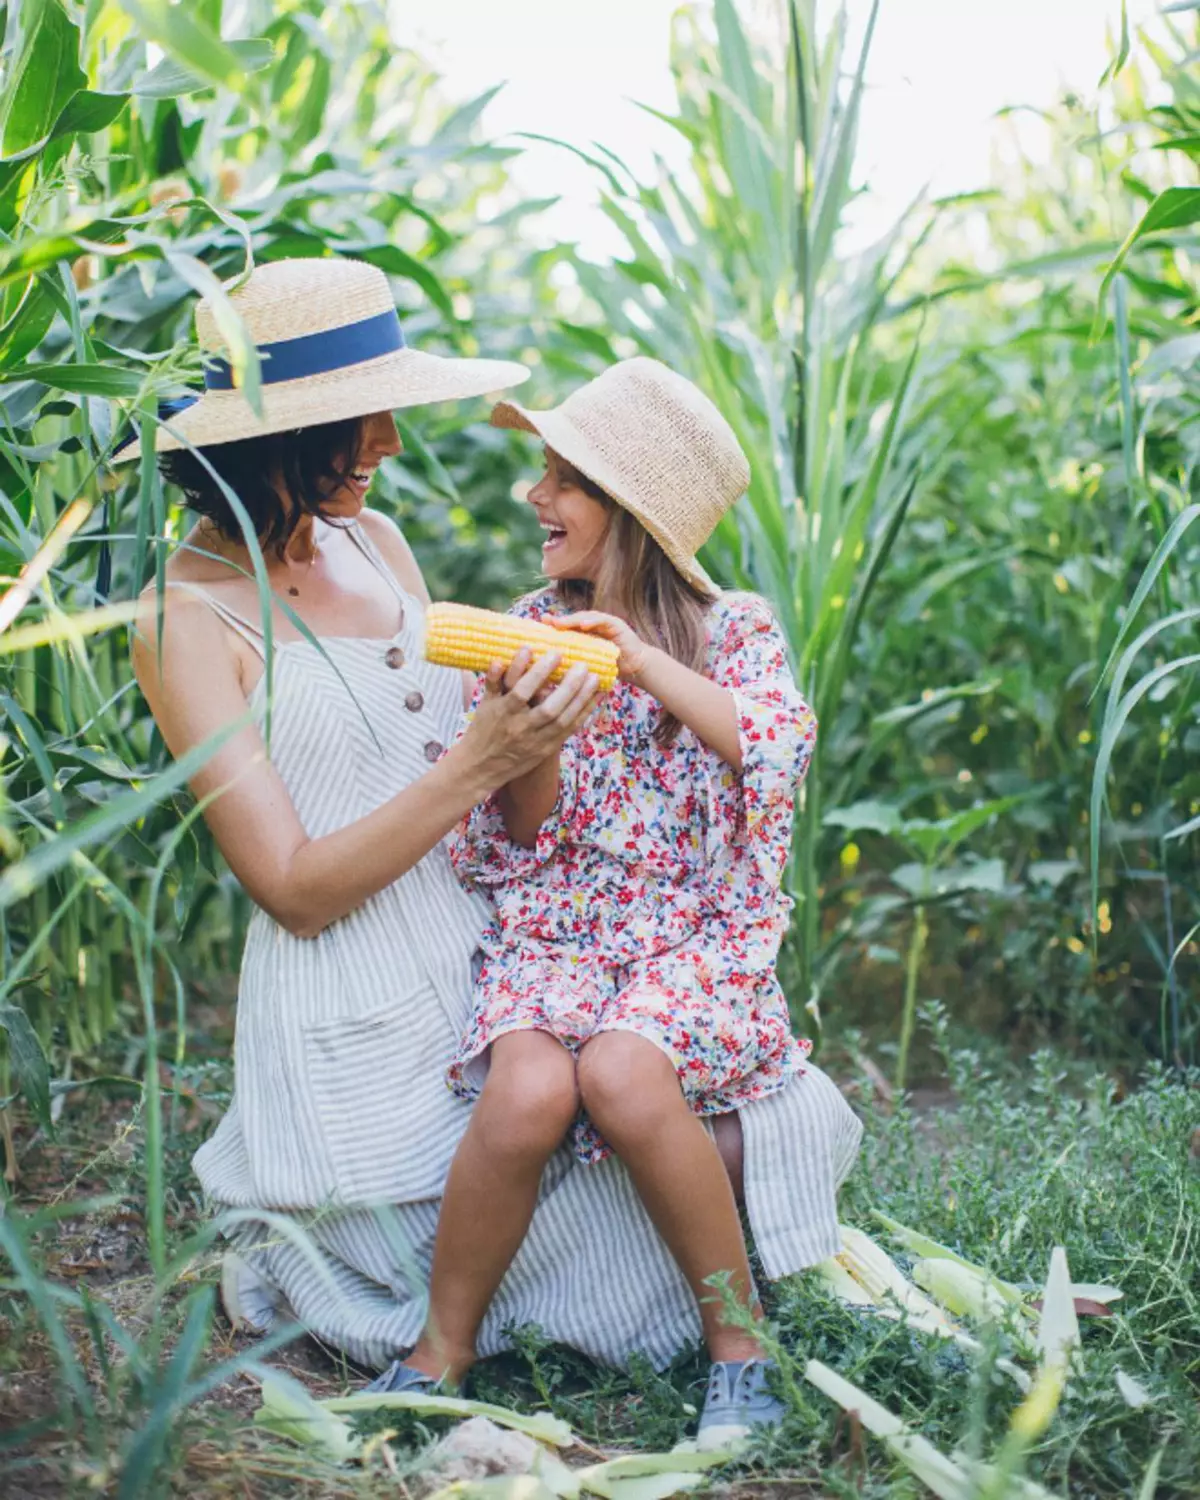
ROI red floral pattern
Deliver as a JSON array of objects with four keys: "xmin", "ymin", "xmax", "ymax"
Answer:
[{"xmin": 447, "ymin": 589, "xmax": 818, "ymax": 1164}]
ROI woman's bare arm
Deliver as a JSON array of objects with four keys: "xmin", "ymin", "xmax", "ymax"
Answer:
[{"xmin": 132, "ymin": 592, "xmax": 597, "ymax": 938}]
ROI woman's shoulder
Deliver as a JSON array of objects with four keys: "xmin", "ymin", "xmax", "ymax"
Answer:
[{"xmin": 357, "ymin": 508, "xmax": 430, "ymax": 604}]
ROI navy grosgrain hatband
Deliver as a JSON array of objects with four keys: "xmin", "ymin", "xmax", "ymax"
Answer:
[{"xmin": 203, "ymin": 308, "xmax": 405, "ymax": 391}]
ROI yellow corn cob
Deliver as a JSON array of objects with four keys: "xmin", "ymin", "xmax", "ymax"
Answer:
[{"xmin": 423, "ymin": 601, "xmax": 620, "ymax": 691}]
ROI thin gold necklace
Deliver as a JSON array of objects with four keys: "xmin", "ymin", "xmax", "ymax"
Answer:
[{"xmin": 285, "ymin": 536, "xmax": 319, "ymax": 597}]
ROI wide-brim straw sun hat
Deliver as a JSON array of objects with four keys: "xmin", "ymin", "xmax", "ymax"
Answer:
[
  {"xmin": 490, "ymin": 357, "xmax": 749, "ymax": 593},
  {"xmin": 115, "ymin": 257, "xmax": 529, "ymax": 461}
]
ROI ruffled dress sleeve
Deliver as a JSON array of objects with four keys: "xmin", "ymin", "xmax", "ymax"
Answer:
[
  {"xmin": 704, "ymin": 593, "xmax": 817, "ymax": 883},
  {"xmin": 447, "ymin": 590, "xmax": 580, "ymax": 888}
]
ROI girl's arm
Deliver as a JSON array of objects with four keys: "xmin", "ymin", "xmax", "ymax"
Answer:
[
  {"xmin": 630, "ymin": 651, "xmax": 742, "ymax": 768},
  {"xmin": 133, "ymin": 593, "xmax": 598, "ymax": 938},
  {"xmin": 496, "ymin": 752, "xmax": 561, "ymax": 848},
  {"xmin": 553, "ymin": 611, "xmax": 743, "ymax": 769}
]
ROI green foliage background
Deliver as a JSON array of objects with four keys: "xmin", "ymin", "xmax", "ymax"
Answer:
[{"xmin": 0, "ymin": 0, "xmax": 1198, "ymax": 1492}]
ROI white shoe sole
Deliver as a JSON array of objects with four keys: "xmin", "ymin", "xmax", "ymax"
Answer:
[
  {"xmin": 695, "ymin": 1421, "xmax": 751, "ymax": 1452},
  {"xmin": 220, "ymin": 1251, "xmax": 283, "ymax": 1333}
]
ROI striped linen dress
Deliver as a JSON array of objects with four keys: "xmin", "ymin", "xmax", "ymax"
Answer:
[{"xmin": 193, "ymin": 523, "xmax": 863, "ymax": 1372}]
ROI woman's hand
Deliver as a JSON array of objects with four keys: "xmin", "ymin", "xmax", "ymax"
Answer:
[
  {"xmin": 553, "ymin": 611, "xmax": 653, "ymax": 684},
  {"xmin": 456, "ymin": 649, "xmax": 599, "ymax": 791}
]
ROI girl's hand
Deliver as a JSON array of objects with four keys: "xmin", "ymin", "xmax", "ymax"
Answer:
[{"xmin": 553, "ymin": 611, "xmax": 653, "ymax": 684}]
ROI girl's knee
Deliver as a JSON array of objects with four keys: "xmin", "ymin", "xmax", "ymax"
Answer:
[
  {"xmin": 577, "ymin": 1032, "xmax": 681, "ymax": 1133},
  {"xmin": 478, "ymin": 1033, "xmax": 579, "ymax": 1156}
]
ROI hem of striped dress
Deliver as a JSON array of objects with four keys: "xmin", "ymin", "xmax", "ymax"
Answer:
[{"xmin": 738, "ymin": 1060, "xmax": 864, "ymax": 1280}]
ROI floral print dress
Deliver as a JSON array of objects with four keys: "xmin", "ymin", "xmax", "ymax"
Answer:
[{"xmin": 447, "ymin": 588, "xmax": 818, "ymax": 1164}]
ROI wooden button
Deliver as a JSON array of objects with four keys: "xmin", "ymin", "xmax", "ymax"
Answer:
[
  {"xmin": 405, "ymin": 691, "xmax": 425, "ymax": 713},
  {"xmin": 385, "ymin": 646, "xmax": 405, "ymax": 670},
  {"xmin": 423, "ymin": 740, "xmax": 444, "ymax": 763}
]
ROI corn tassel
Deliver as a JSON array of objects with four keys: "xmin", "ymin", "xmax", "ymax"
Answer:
[{"xmin": 423, "ymin": 602, "xmax": 620, "ymax": 691}]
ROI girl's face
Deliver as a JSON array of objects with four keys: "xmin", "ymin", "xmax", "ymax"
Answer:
[
  {"xmin": 320, "ymin": 410, "xmax": 403, "ymax": 517},
  {"xmin": 526, "ymin": 448, "xmax": 611, "ymax": 582}
]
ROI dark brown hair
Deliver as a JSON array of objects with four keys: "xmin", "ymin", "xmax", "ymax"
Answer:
[
  {"xmin": 158, "ymin": 416, "xmax": 365, "ymax": 556},
  {"xmin": 553, "ymin": 456, "xmax": 715, "ymax": 745}
]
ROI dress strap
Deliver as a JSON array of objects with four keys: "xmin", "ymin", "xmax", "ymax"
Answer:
[
  {"xmin": 348, "ymin": 520, "xmax": 408, "ymax": 603},
  {"xmin": 164, "ymin": 582, "xmax": 268, "ymax": 659}
]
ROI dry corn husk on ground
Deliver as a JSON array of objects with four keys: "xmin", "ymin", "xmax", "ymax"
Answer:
[
  {"xmin": 805, "ymin": 1239, "xmax": 1091, "ymax": 1500},
  {"xmin": 254, "ymin": 1370, "xmax": 739, "ymax": 1499},
  {"xmin": 806, "ymin": 1229, "xmax": 1162, "ymax": 1500}
]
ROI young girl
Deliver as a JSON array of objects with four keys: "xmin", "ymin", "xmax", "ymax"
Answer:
[{"xmin": 379, "ymin": 358, "xmax": 817, "ymax": 1438}]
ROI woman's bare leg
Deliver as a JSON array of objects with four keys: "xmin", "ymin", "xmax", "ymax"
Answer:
[
  {"xmin": 407, "ymin": 1031, "xmax": 578, "ymax": 1381},
  {"xmin": 577, "ymin": 1032, "xmax": 762, "ymax": 1363},
  {"xmin": 712, "ymin": 1111, "xmax": 744, "ymax": 1206}
]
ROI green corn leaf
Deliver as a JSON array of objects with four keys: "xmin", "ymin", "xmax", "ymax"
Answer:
[
  {"xmin": 1137, "ymin": 1447, "xmax": 1167, "ymax": 1500},
  {"xmin": 132, "ymin": 38, "xmax": 275, "ymax": 98},
  {"xmin": 115, "ymin": 0, "xmax": 261, "ymax": 91},
  {"xmin": 430, "ymin": 1481, "xmax": 557, "ymax": 1500},
  {"xmin": 593, "ymin": 1478, "xmax": 706, "ymax": 1500},
  {"xmin": 255, "ymin": 1369, "xmax": 362, "ymax": 1465},
  {"xmin": 0, "ymin": 711, "xmax": 249, "ymax": 909},
  {"xmin": 576, "ymin": 1449, "xmax": 734, "ymax": 1497},
  {"xmin": 52, "ymin": 90, "xmax": 130, "ymax": 137},
  {"xmin": 326, "ymin": 1391, "xmax": 576, "ymax": 1448},
  {"xmin": 1099, "ymin": 1, "xmax": 1131, "ymax": 87},
  {"xmin": 0, "ymin": 0, "xmax": 87, "ymax": 156},
  {"xmin": 3, "ymin": 361, "xmax": 146, "ymax": 396},
  {"xmin": 0, "ymin": 1002, "xmax": 52, "ymax": 1131},
  {"xmin": 1095, "ymin": 188, "xmax": 1200, "ymax": 334}
]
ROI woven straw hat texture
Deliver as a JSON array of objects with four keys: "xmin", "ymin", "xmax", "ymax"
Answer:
[
  {"xmin": 116, "ymin": 257, "xmax": 529, "ymax": 461},
  {"xmin": 491, "ymin": 357, "xmax": 749, "ymax": 592}
]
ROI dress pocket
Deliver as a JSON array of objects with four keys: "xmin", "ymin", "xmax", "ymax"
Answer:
[{"xmin": 302, "ymin": 988, "xmax": 469, "ymax": 1205}]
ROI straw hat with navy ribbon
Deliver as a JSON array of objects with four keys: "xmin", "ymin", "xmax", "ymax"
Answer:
[{"xmin": 114, "ymin": 257, "xmax": 529, "ymax": 462}]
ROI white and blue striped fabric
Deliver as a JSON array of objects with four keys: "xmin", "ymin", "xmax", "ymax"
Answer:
[{"xmin": 192, "ymin": 523, "xmax": 863, "ymax": 1371}]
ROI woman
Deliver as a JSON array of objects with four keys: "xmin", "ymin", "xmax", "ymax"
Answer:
[{"xmin": 125, "ymin": 257, "xmax": 862, "ymax": 1382}]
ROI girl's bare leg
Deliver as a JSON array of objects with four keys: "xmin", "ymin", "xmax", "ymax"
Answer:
[
  {"xmin": 577, "ymin": 1032, "xmax": 763, "ymax": 1363},
  {"xmin": 407, "ymin": 1030, "xmax": 578, "ymax": 1381}
]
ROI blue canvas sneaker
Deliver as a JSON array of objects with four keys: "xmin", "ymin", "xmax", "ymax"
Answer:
[
  {"xmin": 696, "ymin": 1358, "xmax": 786, "ymax": 1447},
  {"xmin": 365, "ymin": 1359, "xmax": 443, "ymax": 1396}
]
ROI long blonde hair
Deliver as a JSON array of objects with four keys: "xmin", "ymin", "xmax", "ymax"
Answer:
[{"xmin": 554, "ymin": 460, "xmax": 716, "ymax": 746}]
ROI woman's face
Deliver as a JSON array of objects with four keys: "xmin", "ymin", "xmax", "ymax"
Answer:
[
  {"xmin": 527, "ymin": 449, "xmax": 611, "ymax": 582},
  {"xmin": 321, "ymin": 410, "xmax": 402, "ymax": 517}
]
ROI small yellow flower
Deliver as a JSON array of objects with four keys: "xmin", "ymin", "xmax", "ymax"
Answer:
[
  {"xmin": 840, "ymin": 842, "xmax": 861, "ymax": 872},
  {"xmin": 1066, "ymin": 936, "xmax": 1086, "ymax": 955},
  {"xmin": 1131, "ymin": 802, "xmax": 1143, "ymax": 817},
  {"xmin": 970, "ymin": 724, "xmax": 988, "ymax": 745},
  {"xmin": 1054, "ymin": 573, "xmax": 1070, "ymax": 594},
  {"xmin": 1098, "ymin": 901, "xmax": 1113, "ymax": 936},
  {"xmin": 957, "ymin": 769, "xmax": 973, "ymax": 783},
  {"xmin": 921, "ymin": 689, "xmax": 935, "ymax": 703},
  {"xmin": 1078, "ymin": 729, "xmax": 1093, "ymax": 745}
]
